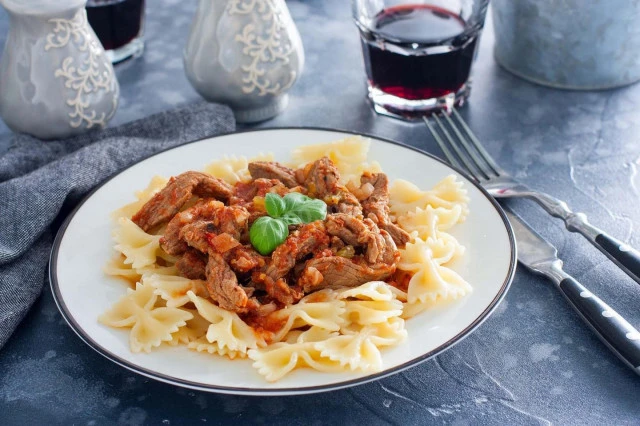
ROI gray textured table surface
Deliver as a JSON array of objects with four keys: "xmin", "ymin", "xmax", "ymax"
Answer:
[{"xmin": 1, "ymin": 1, "xmax": 639, "ymax": 425}]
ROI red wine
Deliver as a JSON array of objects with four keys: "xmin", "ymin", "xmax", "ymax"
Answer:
[
  {"xmin": 360, "ymin": 4, "xmax": 479, "ymax": 101},
  {"xmin": 87, "ymin": 0, "xmax": 145, "ymax": 51}
]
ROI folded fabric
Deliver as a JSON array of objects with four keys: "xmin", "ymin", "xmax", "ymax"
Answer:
[{"xmin": 0, "ymin": 101, "xmax": 236, "ymax": 349}]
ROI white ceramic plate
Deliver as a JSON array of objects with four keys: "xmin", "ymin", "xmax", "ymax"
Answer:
[{"xmin": 50, "ymin": 128, "xmax": 516, "ymax": 395}]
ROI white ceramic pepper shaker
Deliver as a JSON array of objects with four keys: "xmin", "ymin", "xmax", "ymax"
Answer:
[
  {"xmin": 184, "ymin": 0, "xmax": 304, "ymax": 123},
  {"xmin": 0, "ymin": 0, "xmax": 119, "ymax": 139}
]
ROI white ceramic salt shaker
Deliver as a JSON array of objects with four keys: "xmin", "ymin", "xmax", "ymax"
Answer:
[
  {"xmin": 0, "ymin": 0, "xmax": 119, "ymax": 139},
  {"xmin": 184, "ymin": 0, "xmax": 304, "ymax": 123}
]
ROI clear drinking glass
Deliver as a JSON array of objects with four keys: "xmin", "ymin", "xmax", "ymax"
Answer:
[
  {"xmin": 86, "ymin": 0, "xmax": 146, "ymax": 64},
  {"xmin": 352, "ymin": 0, "xmax": 489, "ymax": 119}
]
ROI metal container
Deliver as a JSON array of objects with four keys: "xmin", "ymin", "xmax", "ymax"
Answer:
[{"xmin": 492, "ymin": 0, "xmax": 640, "ymax": 90}]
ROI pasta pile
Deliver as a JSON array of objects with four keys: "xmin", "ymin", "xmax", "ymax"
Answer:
[{"xmin": 100, "ymin": 136, "xmax": 471, "ymax": 381}]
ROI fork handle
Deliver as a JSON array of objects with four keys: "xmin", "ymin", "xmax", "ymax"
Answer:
[
  {"xmin": 551, "ymin": 270, "xmax": 640, "ymax": 374},
  {"xmin": 524, "ymin": 191, "xmax": 640, "ymax": 285}
]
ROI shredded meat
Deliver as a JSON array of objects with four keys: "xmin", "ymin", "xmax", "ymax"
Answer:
[
  {"xmin": 161, "ymin": 201, "xmax": 250, "ymax": 255},
  {"xmin": 175, "ymin": 248, "xmax": 207, "ymax": 279},
  {"xmin": 206, "ymin": 252, "xmax": 258, "ymax": 313},
  {"xmin": 360, "ymin": 172, "xmax": 410, "ymax": 246},
  {"xmin": 131, "ymin": 158, "xmax": 412, "ymax": 313},
  {"xmin": 302, "ymin": 157, "xmax": 362, "ymax": 216},
  {"xmin": 132, "ymin": 171, "xmax": 233, "ymax": 231},
  {"xmin": 232, "ymin": 178, "xmax": 288, "ymax": 203},
  {"xmin": 300, "ymin": 256, "xmax": 396, "ymax": 293},
  {"xmin": 325, "ymin": 214, "xmax": 398, "ymax": 265},
  {"xmin": 267, "ymin": 277, "xmax": 304, "ymax": 305},
  {"xmin": 248, "ymin": 161, "xmax": 299, "ymax": 188},
  {"xmin": 179, "ymin": 224, "xmax": 265, "ymax": 276},
  {"xmin": 265, "ymin": 221, "xmax": 330, "ymax": 281},
  {"xmin": 298, "ymin": 266, "xmax": 323, "ymax": 291},
  {"xmin": 179, "ymin": 221, "xmax": 214, "ymax": 253},
  {"xmin": 227, "ymin": 245, "xmax": 266, "ymax": 274}
]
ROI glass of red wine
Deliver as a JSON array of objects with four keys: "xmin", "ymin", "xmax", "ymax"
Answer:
[
  {"xmin": 86, "ymin": 0, "xmax": 146, "ymax": 64},
  {"xmin": 352, "ymin": 0, "xmax": 489, "ymax": 119}
]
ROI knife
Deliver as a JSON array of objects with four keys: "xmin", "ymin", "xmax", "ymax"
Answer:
[{"xmin": 505, "ymin": 209, "xmax": 640, "ymax": 375}]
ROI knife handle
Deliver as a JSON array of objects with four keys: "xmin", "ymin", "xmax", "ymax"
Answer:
[
  {"xmin": 593, "ymin": 233, "xmax": 640, "ymax": 286},
  {"xmin": 521, "ymin": 190, "xmax": 640, "ymax": 286},
  {"xmin": 558, "ymin": 274, "xmax": 640, "ymax": 374}
]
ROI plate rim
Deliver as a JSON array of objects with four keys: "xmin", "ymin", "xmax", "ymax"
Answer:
[{"xmin": 49, "ymin": 126, "xmax": 517, "ymax": 396}]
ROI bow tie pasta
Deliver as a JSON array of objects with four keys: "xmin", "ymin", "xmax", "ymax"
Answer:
[{"xmin": 100, "ymin": 136, "xmax": 471, "ymax": 381}]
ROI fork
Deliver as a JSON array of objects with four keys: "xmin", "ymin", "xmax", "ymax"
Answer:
[{"xmin": 424, "ymin": 108, "xmax": 640, "ymax": 286}]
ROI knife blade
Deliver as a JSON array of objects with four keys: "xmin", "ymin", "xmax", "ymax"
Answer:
[{"xmin": 505, "ymin": 209, "xmax": 640, "ymax": 375}]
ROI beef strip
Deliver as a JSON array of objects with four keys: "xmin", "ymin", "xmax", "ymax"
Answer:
[
  {"xmin": 383, "ymin": 222, "xmax": 411, "ymax": 247},
  {"xmin": 299, "ymin": 256, "xmax": 396, "ymax": 293},
  {"xmin": 265, "ymin": 221, "xmax": 330, "ymax": 281},
  {"xmin": 206, "ymin": 252, "xmax": 258, "ymax": 313},
  {"xmin": 325, "ymin": 214, "xmax": 398, "ymax": 265},
  {"xmin": 360, "ymin": 172, "xmax": 410, "ymax": 246},
  {"xmin": 180, "ymin": 223, "xmax": 265, "ymax": 276},
  {"xmin": 228, "ymin": 245, "xmax": 266, "ymax": 274},
  {"xmin": 267, "ymin": 277, "xmax": 304, "ymax": 305},
  {"xmin": 248, "ymin": 161, "xmax": 299, "ymax": 188},
  {"xmin": 232, "ymin": 178, "xmax": 288, "ymax": 203},
  {"xmin": 302, "ymin": 157, "xmax": 363, "ymax": 216},
  {"xmin": 363, "ymin": 218, "xmax": 399, "ymax": 265},
  {"xmin": 179, "ymin": 221, "xmax": 214, "ymax": 254},
  {"xmin": 161, "ymin": 200, "xmax": 222, "ymax": 255},
  {"xmin": 298, "ymin": 266, "xmax": 323, "ymax": 291},
  {"xmin": 161, "ymin": 201, "xmax": 250, "ymax": 255},
  {"xmin": 132, "ymin": 171, "xmax": 233, "ymax": 232},
  {"xmin": 175, "ymin": 248, "xmax": 207, "ymax": 280}
]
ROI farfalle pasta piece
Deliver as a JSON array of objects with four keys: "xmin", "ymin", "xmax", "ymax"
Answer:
[
  {"xmin": 314, "ymin": 331, "xmax": 383, "ymax": 372},
  {"xmin": 167, "ymin": 309, "xmax": 210, "ymax": 345},
  {"xmin": 337, "ymin": 282, "xmax": 403, "ymax": 326},
  {"xmin": 398, "ymin": 238, "xmax": 472, "ymax": 304},
  {"xmin": 290, "ymin": 136, "xmax": 381, "ymax": 184},
  {"xmin": 295, "ymin": 326, "xmax": 339, "ymax": 343},
  {"xmin": 397, "ymin": 207, "xmax": 465, "ymax": 265},
  {"xmin": 203, "ymin": 153, "xmax": 274, "ymax": 185},
  {"xmin": 187, "ymin": 292, "xmax": 265, "ymax": 353},
  {"xmin": 401, "ymin": 299, "xmax": 440, "ymax": 320},
  {"xmin": 337, "ymin": 281, "xmax": 395, "ymax": 301},
  {"xmin": 111, "ymin": 175, "xmax": 169, "ymax": 220},
  {"xmin": 144, "ymin": 273, "xmax": 209, "ymax": 308},
  {"xmin": 248, "ymin": 341, "xmax": 345, "ymax": 382},
  {"xmin": 187, "ymin": 337, "xmax": 247, "ymax": 359},
  {"xmin": 342, "ymin": 317, "xmax": 408, "ymax": 347},
  {"xmin": 268, "ymin": 300, "xmax": 346, "ymax": 342},
  {"xmin": 103, "ymin": 254, "xmax": 141, "ymax": 282},
  {"xmin": 113, "ymin": 217, "xmax": 162, "ymax": 269},
  {"xmin": 397, "ymin": 205, "xmax": 462, "ymax": 238},
  {"xmin": 343, "ymin": 299, "xmax": 404, "ymax": 326},
  {"xmin": 99, "ymin": 282, "xmax": 193, "ymax": 353},
  {"xmin": 389, "ymin": 175, "xmax": 469, "ymax": 221}
]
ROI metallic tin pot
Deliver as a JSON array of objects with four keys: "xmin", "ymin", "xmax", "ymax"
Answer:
[{"xmin": 492, "ymin": 0, "xmax": 640, "ymax": 90}]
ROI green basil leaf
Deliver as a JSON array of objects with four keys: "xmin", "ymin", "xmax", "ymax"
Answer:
[
  {"xmin": 295, "ymin": 198, "xmax": 328, "ymax": 222},
  {"xmin": 280, "ymin": 212, "xmax": 304, "ymax": 226},
  {"xmin": 249, "ymin": 216, "xmax": 289, "ymax": 255},
  {"xmin": 283, "ymin": 192, "xmax": 309, "ymax": 211},
  {"xmin": 265, "ymin": 193, "xmax": 286, "ymax": 218},
  {"xmin": 282, "ymin": 197, "xmax": 327, "ymax": 224}
]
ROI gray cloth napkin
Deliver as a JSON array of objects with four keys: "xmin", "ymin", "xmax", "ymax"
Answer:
[{"xmin": 0, "ymin": 101, "xmax": 236, "ymax": 349}]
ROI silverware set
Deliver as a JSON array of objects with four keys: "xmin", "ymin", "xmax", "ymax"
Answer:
[{"xmin": 425, "ymin": 108, "xmax": 640, "ymax": 375}]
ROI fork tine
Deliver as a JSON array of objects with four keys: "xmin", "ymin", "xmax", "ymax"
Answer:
[
  {"xmin": 422, "ymin": 116, "xmax": 464, "ymax": 170},
  {"xmin": 451, "ymin": 108, "xmax": 503, "ymax": 175},
  {"xmin": 441, "ymin": 112, "xmax": 494, "ymax": 180},
  {"xmin": 431, "ymin": 113, "xmax": 488, "ymax": 181}
]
